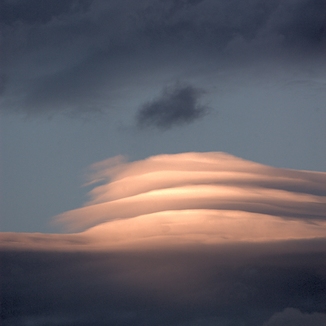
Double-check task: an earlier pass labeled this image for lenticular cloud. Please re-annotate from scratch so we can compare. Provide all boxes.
[2,152,326,326]
[52,152,326,248]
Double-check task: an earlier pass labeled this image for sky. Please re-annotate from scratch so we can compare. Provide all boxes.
[1,0,326,233]
[0,0,326,325]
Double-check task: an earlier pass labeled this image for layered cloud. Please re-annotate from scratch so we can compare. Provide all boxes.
[52,152,326,242]
[1,152,326,325]
[1,0,325,115]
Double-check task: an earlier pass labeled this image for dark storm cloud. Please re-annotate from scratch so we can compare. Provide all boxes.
[1,239,326,326]
[1,0,325,115]
[136,84,207,130]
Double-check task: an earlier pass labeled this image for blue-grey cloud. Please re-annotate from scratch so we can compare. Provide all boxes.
[263,308,326,326]
[1,0,324,115]
[1,239,326,326]
[136,84,207,130]
[0,0,92,25]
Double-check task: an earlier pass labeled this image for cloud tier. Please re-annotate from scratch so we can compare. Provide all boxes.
[2,152,325,251]
[52,152,326,246]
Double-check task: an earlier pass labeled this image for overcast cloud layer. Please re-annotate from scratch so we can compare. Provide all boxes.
[1,0,325,119]
[1,152,326,325]
[1,240,326,326]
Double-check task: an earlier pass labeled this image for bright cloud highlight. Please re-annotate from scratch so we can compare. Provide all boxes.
[51,152,326,248]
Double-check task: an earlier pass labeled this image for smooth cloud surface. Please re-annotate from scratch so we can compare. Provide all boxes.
[52,152,326,246]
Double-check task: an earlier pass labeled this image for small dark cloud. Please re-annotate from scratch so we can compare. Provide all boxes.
[136,84,207,130]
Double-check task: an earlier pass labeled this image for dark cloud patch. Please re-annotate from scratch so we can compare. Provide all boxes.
[269,0,326,49]
[136,84,207,130]
[0,0,92,25]
[1,239,326,325]
[23,53,108,115]
[263,308,326,326]
[0,74,7,96]
[0,0,325,115]
[128,0,326,54]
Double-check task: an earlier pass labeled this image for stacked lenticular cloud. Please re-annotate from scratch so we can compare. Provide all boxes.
[52,152,326,248]
[2,152,326,325]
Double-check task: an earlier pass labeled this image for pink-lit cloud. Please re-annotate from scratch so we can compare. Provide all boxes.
[1,152,326,326]
[1,152,325,251]
[50,152,326,248]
